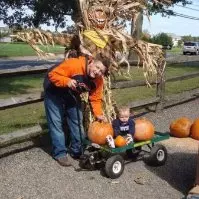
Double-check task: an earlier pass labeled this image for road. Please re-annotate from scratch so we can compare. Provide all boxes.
[0,55,64,70]
[1,52,199,71]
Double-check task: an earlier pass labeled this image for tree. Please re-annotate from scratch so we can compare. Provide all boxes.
[0,0,78,28]
[182,35,199,42]
[177,40,183,47]
[148,0,191,16]
[151,33,173,47]
[141,29,152,42]
[0,0,192,30]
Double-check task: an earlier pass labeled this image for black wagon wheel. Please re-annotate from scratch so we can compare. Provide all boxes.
[105,155,125,179]
[144,144,167,166]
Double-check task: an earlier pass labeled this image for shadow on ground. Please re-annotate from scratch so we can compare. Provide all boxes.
[145,151,197,195]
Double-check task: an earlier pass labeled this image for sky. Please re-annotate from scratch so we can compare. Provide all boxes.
[142,0,199,37]
[1,0,199,37]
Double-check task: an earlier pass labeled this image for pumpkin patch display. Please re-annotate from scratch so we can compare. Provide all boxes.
[88,121,114,145]
[114,135,127,147]
[169,117,192,138]
[134,118,155,141]
[190,118,199,140]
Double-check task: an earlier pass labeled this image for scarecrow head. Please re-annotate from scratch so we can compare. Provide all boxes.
[88,6,108,29]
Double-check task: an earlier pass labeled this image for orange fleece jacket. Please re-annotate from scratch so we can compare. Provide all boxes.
[48,56,103,117]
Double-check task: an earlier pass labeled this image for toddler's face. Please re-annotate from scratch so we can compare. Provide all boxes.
[119,110,130,123]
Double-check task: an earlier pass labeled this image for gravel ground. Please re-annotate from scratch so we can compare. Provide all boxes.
[0,99,199,199]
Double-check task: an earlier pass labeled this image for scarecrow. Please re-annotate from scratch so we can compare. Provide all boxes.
[13,0,171,127]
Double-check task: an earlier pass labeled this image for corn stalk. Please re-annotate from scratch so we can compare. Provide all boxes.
[12,0,171,125]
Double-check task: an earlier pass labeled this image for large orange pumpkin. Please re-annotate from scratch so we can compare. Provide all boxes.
[114,135,127,147]
[170,117,192,138]
[88,121,114,145]
[134,118,155,141]
[190,118,199,140]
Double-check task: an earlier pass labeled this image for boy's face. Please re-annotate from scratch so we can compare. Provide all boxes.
[119,110,130,123]
[88,60,106,78]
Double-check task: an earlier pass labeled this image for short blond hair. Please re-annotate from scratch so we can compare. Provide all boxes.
[118,106,130,115]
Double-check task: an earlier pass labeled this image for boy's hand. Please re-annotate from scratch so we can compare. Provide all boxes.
[96,115,107,122]
[68,79,77,90]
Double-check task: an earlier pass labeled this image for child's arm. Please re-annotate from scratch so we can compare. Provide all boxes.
[112,119,120,137]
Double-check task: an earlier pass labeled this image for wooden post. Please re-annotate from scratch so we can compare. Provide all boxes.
[155,49,166,112]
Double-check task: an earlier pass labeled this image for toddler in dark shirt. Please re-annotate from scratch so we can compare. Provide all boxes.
[106,106,135,148]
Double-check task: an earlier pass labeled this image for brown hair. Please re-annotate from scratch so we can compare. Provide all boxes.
[95,53,111,77]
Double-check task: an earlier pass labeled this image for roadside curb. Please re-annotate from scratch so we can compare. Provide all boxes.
[0,125,44,148]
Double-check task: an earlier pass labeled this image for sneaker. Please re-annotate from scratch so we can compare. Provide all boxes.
[56,156,72,167]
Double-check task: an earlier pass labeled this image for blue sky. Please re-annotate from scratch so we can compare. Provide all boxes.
[1,1,199,37]
[142,0,199,36]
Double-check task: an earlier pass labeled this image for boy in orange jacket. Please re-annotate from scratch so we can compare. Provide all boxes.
[43,53,110,166]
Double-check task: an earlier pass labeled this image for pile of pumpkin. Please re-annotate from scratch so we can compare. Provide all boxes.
[88,118,155,148]
[170,117,199,140]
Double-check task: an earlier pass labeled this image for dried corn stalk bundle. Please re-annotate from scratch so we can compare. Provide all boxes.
[12,29,73,59]
[12,0,171,124]
[77,0,170,78]
[103,76,117,122]
[76,0,170,122]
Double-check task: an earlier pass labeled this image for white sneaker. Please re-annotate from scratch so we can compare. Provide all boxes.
[106,135,115,148]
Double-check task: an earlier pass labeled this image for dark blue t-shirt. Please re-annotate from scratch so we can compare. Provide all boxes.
[112,117,135,137]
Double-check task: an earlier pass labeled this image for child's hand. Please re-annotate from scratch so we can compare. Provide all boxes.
[126,134,134,145]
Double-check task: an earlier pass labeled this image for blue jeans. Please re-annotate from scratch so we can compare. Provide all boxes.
[44,90,85,159]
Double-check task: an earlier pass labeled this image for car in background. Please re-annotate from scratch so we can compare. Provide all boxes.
[183,41,199,55]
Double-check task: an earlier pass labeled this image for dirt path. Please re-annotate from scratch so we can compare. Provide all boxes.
[0,99,199,199]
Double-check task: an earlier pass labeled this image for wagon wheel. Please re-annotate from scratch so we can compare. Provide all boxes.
[105,155,125,179]
[144,144,167,166]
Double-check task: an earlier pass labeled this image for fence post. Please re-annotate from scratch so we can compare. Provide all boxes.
[155,49,166,112]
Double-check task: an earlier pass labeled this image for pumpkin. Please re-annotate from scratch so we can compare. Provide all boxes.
[134,118,155,141]
[170,117,192,138]
[190,118,199,140]
[88,121,114,145]
[114,135,127,147]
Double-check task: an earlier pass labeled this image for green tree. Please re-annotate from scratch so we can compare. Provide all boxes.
[0,0,78,29]
[141,29,152,42]
[0,0,192,30]
[151,33,173,46]
[177,40,183,47]
[182,35,193,42]
[148,0,191,16]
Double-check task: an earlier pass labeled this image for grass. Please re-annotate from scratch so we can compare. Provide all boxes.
[113,76,199,106]
[0,74,44,99]
[0,42,65,57]
[167,47,181,54]
[0,102,46,135]
[0,63,199,134]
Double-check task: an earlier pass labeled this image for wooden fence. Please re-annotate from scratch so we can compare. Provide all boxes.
[0,63,199,147]
[1,66,199,110]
